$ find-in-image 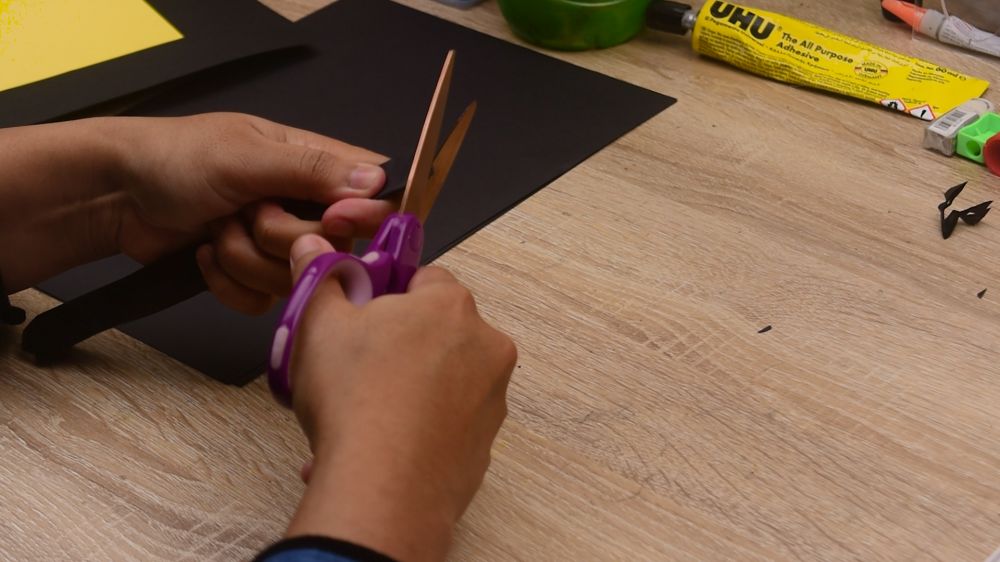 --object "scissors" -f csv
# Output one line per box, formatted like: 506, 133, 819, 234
267, 50, 476, 408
